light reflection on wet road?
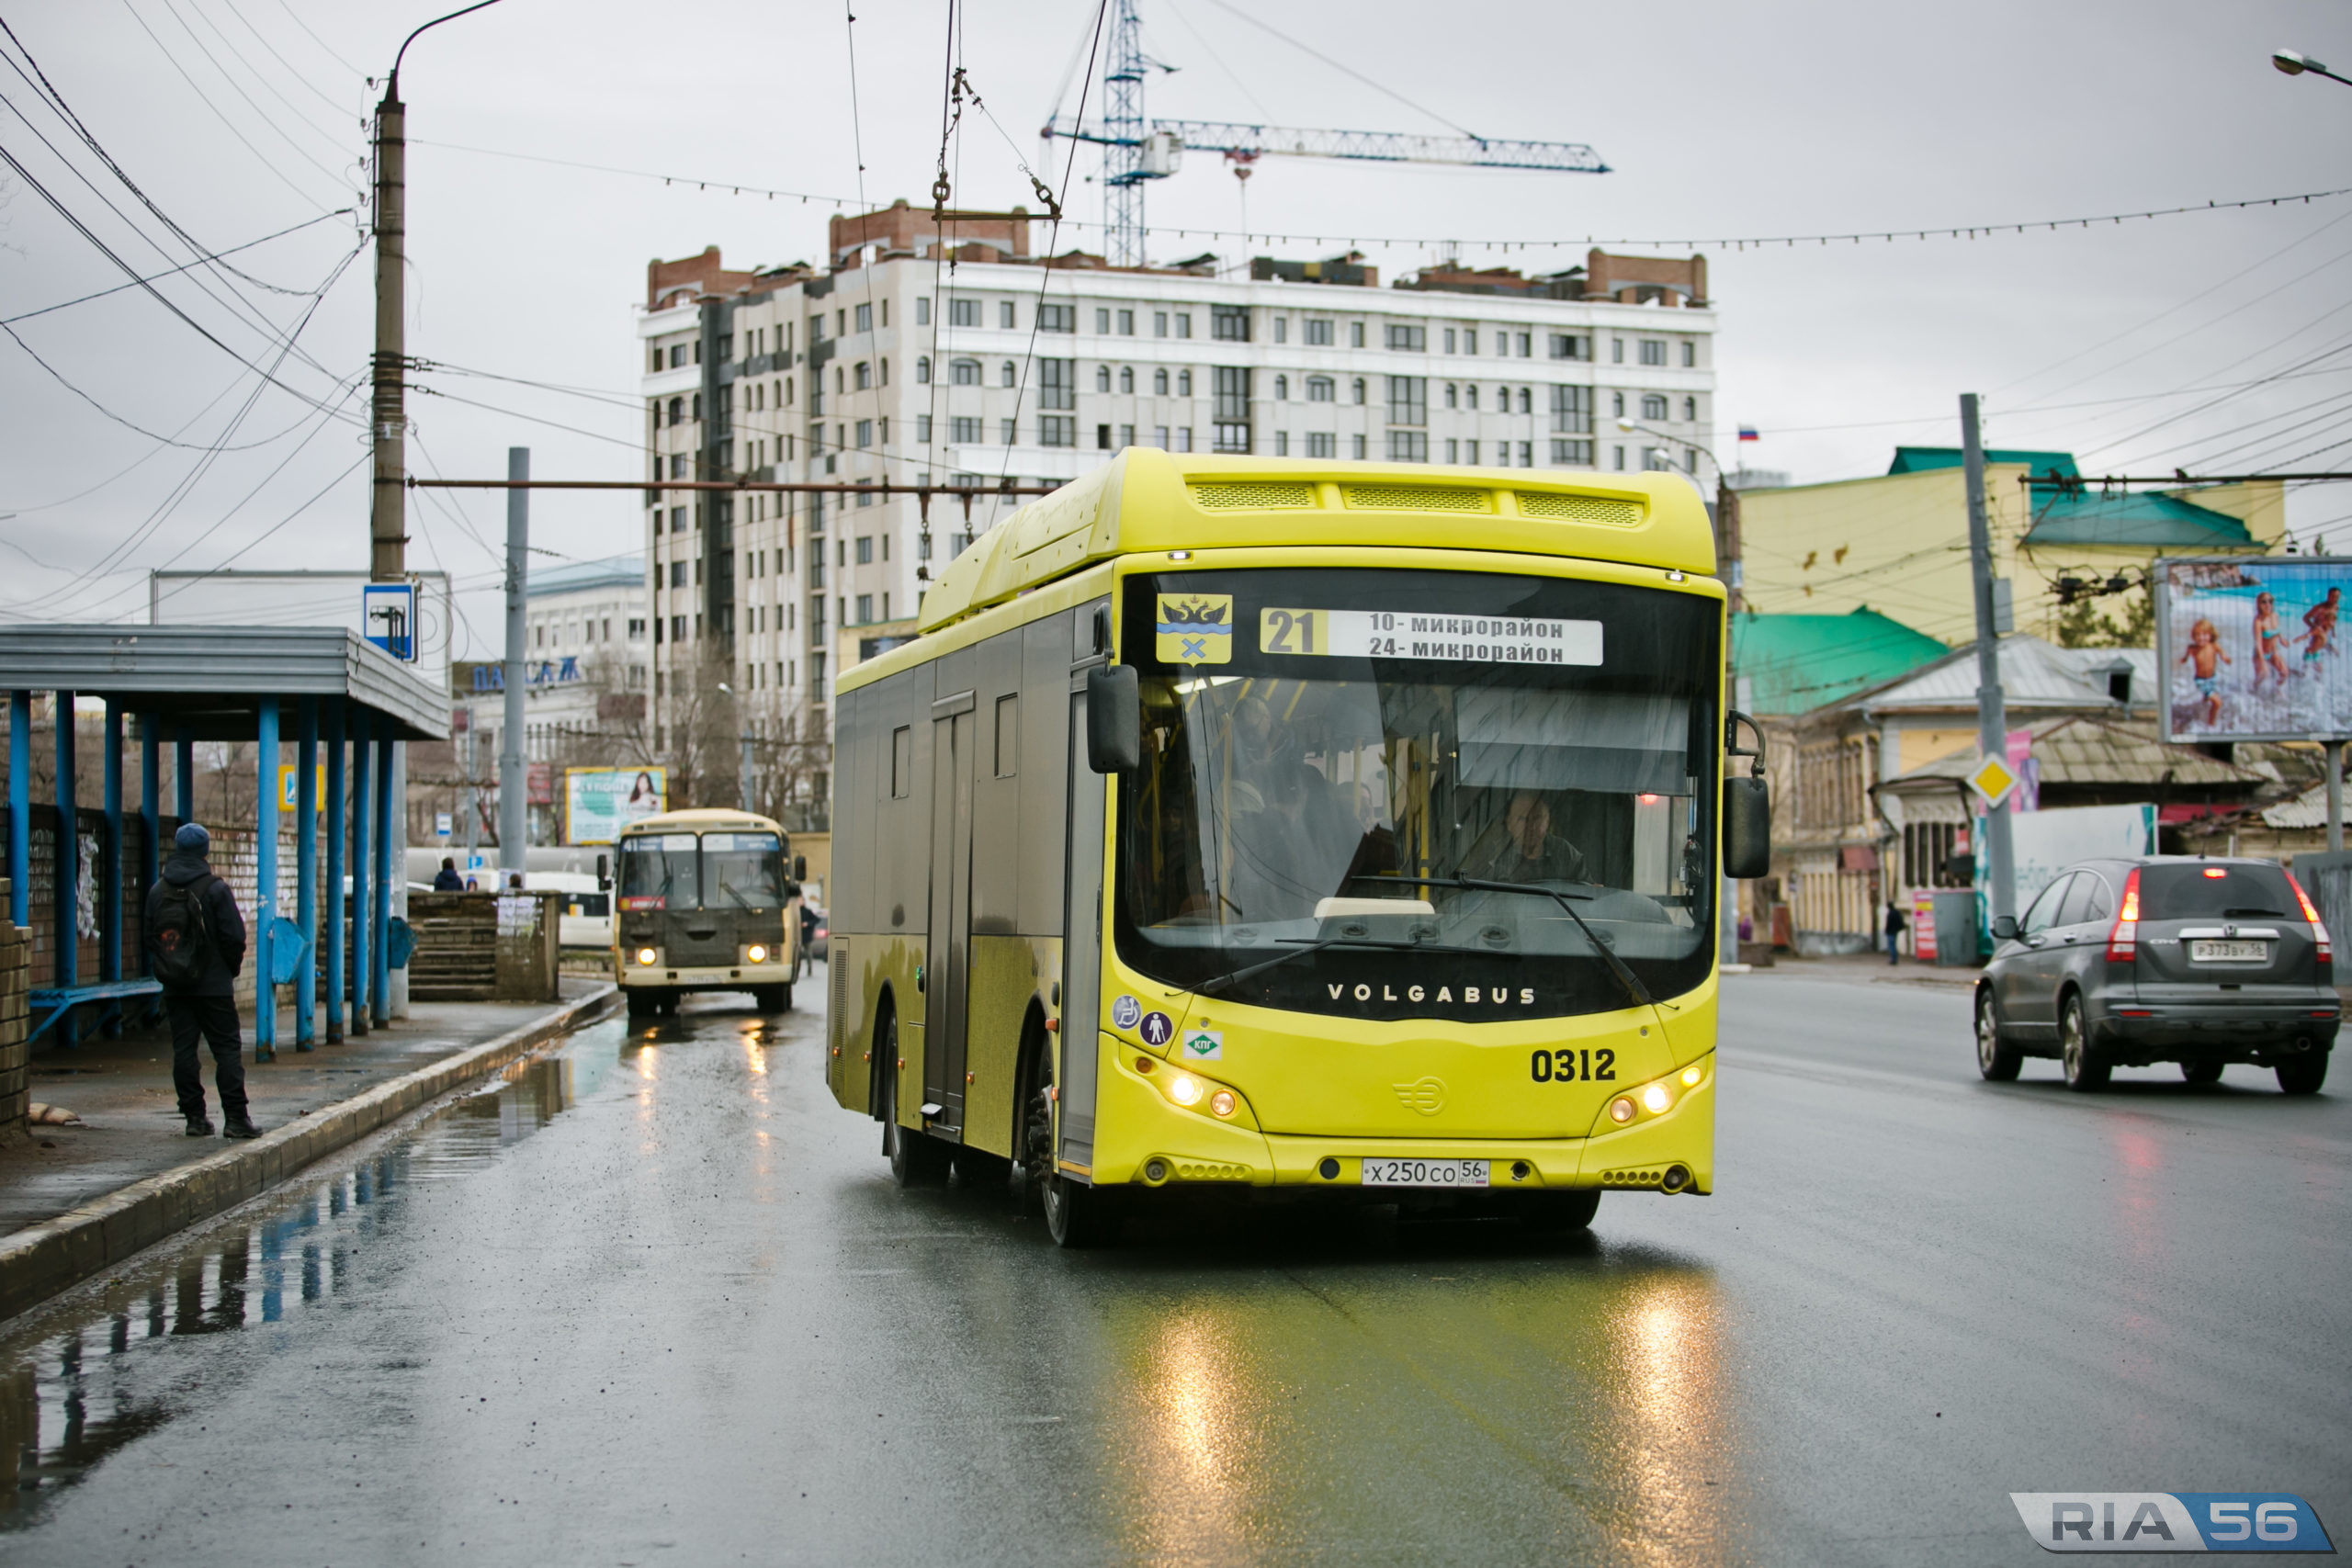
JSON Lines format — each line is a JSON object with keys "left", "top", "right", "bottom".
{"left": 0, "top": 972, "right": 2344, "bottom": 1566}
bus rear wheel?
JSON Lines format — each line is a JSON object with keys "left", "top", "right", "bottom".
{"left": 1517, "top": 1189, "right": 1602, "bottom": 1234}
{"left": 880, "top": 1016, "right": 950, "bottom": 1187}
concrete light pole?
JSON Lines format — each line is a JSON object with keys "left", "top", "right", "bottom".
{"left": 1962, "top": 394, "right": 2018, "bottom": 931}
{"left": 499, "top": 447, "right": 528, "bottom": 874}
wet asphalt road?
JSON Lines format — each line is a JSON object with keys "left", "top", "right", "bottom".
{"left": 2, "top": 968, "right": 2346, "bottom": 1567}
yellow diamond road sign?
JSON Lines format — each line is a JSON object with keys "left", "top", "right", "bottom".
{"left": 1969, "top": 754, "right": 2018, "bottom": 807}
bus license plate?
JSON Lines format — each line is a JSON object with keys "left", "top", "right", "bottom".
{"left": 1359, "top": 1158, "right": 1489, "bottom": 1189}
{"left": 2190, "top": 940, "right": 2267, "bottom": 963}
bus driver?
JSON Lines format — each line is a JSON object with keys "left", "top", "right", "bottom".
{"left": 1469, "top": 790, "right": 1589, "bottom": 886}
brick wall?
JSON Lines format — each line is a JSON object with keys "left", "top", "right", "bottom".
{"left": 0, "top": 878, "right": 28, "bottom": 1140}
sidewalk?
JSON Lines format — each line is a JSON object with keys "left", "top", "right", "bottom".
{"left": 1737, "top": 950, "right": 1982, "bottom": 987}
{"left": 0, "top": 978, "right": 616, "bottom": 1321}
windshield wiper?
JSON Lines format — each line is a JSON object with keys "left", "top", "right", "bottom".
{"left": 1355, "top": 873, "right": 1652, "bottom": 1010}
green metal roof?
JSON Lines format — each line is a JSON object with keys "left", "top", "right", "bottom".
{"left": 1730, "top": 607, "right": 1950, "bottom": 716}
{"left": 1887, "top": 446, "right": 2080, "bottom": 479}
{"left": 2020, "top": 489, "right": 2257, "bottom": 548}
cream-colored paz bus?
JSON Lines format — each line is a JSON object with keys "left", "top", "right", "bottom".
{"left": 612, "top": 807, "right": 803, "bottom": 1017}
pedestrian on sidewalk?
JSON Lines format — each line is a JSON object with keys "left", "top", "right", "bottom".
{"left": 1883, "top": 899, "right": 1907, "bottom": 966}
{"left": 145, "top": 823, "right": 260, "bottom": 1140}
{"left": 432, "top": 856, "right": 464, "bottom": 891}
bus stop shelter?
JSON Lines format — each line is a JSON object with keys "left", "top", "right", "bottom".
{"left": 0, "top": 625, "right": 447, "bottom": 1055}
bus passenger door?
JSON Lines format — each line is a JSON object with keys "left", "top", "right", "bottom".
{"left": 1058, "top": 682, "right": 1106, "bottom": 1176}
{"left": 925, "top": 703, "right": 977, "bottom": 1136}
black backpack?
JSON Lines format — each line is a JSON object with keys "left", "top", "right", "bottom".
{"left": 151, "top": 877, "right": 217, "bottom": 988}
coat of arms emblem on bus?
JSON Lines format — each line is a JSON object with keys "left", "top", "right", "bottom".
{"left": 1156, "top": 593, "right": 1234, "bottom": 665}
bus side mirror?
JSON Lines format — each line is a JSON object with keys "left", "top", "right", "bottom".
{"left": 1087, "top": 665, "right": 1142, "bottom": 773}
{"left": 794, "top": 853, "right": 808, "bottom": 881}
{"left": 595, "top": 853, "right": 610, "bottom": 891}
{"left": 1723, "top": 777, "right": 1770, "bottom": 879}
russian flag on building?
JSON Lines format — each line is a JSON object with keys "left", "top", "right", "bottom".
{"left": 1737, "top": 425, "right": 1759, "bottom": 442}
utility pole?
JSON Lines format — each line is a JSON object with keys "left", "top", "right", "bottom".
{"left": 1962, "top": 393, "right": 2017, "bottom": 928}
{"left": 500, "top": 446, "right": 528, "bottom": 874}
{"left": 369, "top": 78, "right": 406, "bottom": 582}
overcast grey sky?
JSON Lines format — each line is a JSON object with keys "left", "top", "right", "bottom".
{"left": 2, "top": 0, "right": 2346, "bottom": 657}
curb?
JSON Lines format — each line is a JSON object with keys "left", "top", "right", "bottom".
{"left": 0, "top": 983, "right": 618, "bottom": 1325}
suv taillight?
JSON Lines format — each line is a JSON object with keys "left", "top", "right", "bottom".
{"left": 2106, "top": 867, "right": 2142, "bottom": 963}
{"left": 2287, "top": 870, "right": 2332, "bottom": 965}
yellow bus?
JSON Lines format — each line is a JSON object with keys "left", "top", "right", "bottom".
{"left": 824, "top": 452, "right": 1769, "bottom": 1245}
{"left": 612, "top": 807, "right": 804, "bottom": 1018}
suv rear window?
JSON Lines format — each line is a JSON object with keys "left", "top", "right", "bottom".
{"left": 2138, "top": 863, "right": 2296, "bottom": 920}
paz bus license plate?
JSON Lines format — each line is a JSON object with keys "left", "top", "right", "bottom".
{"left": 2190, "top": 940, "right": 2268, "bottom": 963}
{"left": 1359, "top": 1158, "right": 1489, "bottom": 1188}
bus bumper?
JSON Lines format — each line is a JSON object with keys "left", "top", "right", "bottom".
{"left": 1090, "top": 1045, "right": 1713, "bottom": 1196}
{"left": 616, "top": 962, "right": 794, "bottom": 990}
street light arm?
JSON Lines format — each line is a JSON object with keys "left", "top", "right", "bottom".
{"left": 1616, "top": 417, "right": 1723, "bottom": 473}
{"left": 389, "top": 0, "right": 506, "bottom": 97}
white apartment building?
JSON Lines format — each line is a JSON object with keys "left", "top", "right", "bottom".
{"left": 636, "top": 204, "right": 1719, "bottom": 804}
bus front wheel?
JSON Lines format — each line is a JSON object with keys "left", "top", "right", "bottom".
{"left": 755, "top": 984, "right": 792, "bottom": 1013}
{"left": 1044, "top": 1171, "right": 1119, "bottom": 1248}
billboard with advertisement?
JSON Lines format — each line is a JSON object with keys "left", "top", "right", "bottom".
{"left": 564, "top": 767, "right": 666, "bottom": 844}
{"left": 2157, "top": 558, "right": 2352, "bottom": 742}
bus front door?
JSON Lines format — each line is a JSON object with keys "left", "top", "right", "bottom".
{"left": 1057, "top": 682, "right": 1105, "bottom": 1176}
{"left": 925, "top": 705, "right": 977, "bottom": 1138}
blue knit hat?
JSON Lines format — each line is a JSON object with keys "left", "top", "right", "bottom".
{"left": 175, "top": 821, "right": 210, "bottom": 852}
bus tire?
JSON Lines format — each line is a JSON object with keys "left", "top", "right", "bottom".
{"left": 755, "top": 985, "right": 791, "bottom": 1013}
{"left": 880, "top": 1016, "right": 949, "bottom": 1187}
{"left": 1044, "top": 1172, "right": 1119, "bottom": 1248}
{"left": 626, "top": 988, "right": 655, "bottom": 1019}
{"left": 1518, "top": 1189, "right": 1601, "bottom": 1234}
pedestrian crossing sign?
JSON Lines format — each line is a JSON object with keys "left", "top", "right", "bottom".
{"left": 1968, "top": 754, "right": 2018, "bottom": 807}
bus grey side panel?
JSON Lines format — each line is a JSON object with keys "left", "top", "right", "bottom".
{"left": 888, "top": 664, "right": 933, "bottom": 939}
{"left": 1058, "top": 686, "right": 1108, "bottom": 1169}
{"left": 969, "top": 624, "right": 1026, "bottom": 937}
{"left": 831, "top": 686, "right": 869, "bottom": 936}
{"left": 1018, "top": 608, "right": 1076, "bottom": 935}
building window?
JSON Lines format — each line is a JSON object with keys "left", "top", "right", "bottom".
{"left": 856, "top": 479, "right": 873, "bottom": 506}
{"left": 1612, "top": 390, "right": 1626, "bottom": 418}
{"left": 1351, "top": 434, "right": 1367, "bottom": 459}
{"left": 1000, "top": 418, "right": 1017, "bottom": 444}
{"left": 1611, "top": 338, "right": 1624, "bottom": 364}
{"left": 666, "top": 396, "right": 684, "bottom": 425}
{"left": 1551, "top": 385, "right": 1593, "bottom": 434}
{"left": 951, "top": 357, "right": 980, "bottom": 385}
{"left": 1096, "top": 364, "right": 1112, "bottom": 392}
{"left": 1464, "top": 329, "right": 1479, "bottom": 357}
{"left": 1551, "top": 439, "right": 1594, "bottom": 466}
{"left": 1387, "top": 431, "right": 1428, "bottom": 462}
{"left": 1385, "top": 323, "right": 1426, "bottom": 352}
{"left": 1641, "top": 446, "right": 1660, "bottom": 470}
{"left": 1517, "top": 388, "right": 1532, "bottom": 414}
{"left": 915, "top": 355, "right": 931, "bottom": 384}
{"left": 1643, "top": 393, "right": 1669, "bottom": 421}
{"left": 1041, "top": 414, "right": 1077, "bottom": 446}
{"left": 1213, "top": 366, "right": 1250, "bottom": 420}
{"left": 1550, "top": 334, "right": 1586, "bottom": 361}
{"left": 999, "top": 300, "right": 1016, "bottom": 329}
{"left": 1640, "top": 339, "right": 1667, "bottom": 367}
{"left": 1177, "top": 368, "right": 1193, "bottom": 397}
{"left": 950, "top": 298, "right": 979, "bottom": 327}
{"left": 672, "top": 614, "right": 688, "bottom": 641}
{"left": 916, "top": 413, "right": 933, "bottom": 443}
{"left": 1040, "top": 358, "right": 1077, "bottom": 411}
{"left": 1272, "top": 316, "right": 1288, "bottom": 344}
{"left": 1097, "top": 423, "right": 1113, "bottom": 450}
{"left": 1176, "top": 426, "right": 1193, "bottom": 452}
{"left": 1306, "top": 376, "right": 1333, "bottom": 402}
{"left": 1274, "top": 431, "right": 1289, "bottom": 456}
{"left": 915, "top": 296, "right": 931, "bottom": 324}
{"left": 1347, "top": 321, "right": 1364, "bottom": 348}
{"left": 1386, "top": 377, "right": 1427, "bottom": 425}
{"left": 1514, "top": 333, "right": 1531, "bottom": 358}
{"left": 856, "top": 419, "right": 873, "bottom": 447}
{"left": 855, "top": 361, "right": 872, "bottom": 389}
{"left": 670, "top": 506, "right": 686, "bottom": 533}
{"left": 1154, "top": 311, "right": 1169, "bottom": 338}
{"left": 1095, "top": 307, "right": 1111, "bottom": 333}
{"left": 1001, "top": 361, "right": 1017, "bottom": 388}
{"left": 1444, "top": 328, "right": 1457, "bottom": 354}
{"left": 1118, "top": 423, "right": 1135, "bottom": 446}
{"left": 1612, "top": 446, "right": 1625, "bottom": 471}
{"left": 1518, "top": 441, "right": 1533, "bottom": 468}
{"left": 1214, "top": 423, "right": 1250, "bottom": 453}
{"left": 1681, "top": 341, "right": 1697, "bottom": 367}
{"left": 951, "top": 416, "right": 981, "bottom": 443}
{"left": 1443, "top": 383, "right": 1457, "bottom": 410}
{"left": 670, "top": 561, "right": 687, "bottom": 588}
{"left": 855, "top": 593, "right": 873, "bottom": 624}
{"left": 1175, "top": 312, "right": 1193, "bottom": 339}
{"left": 1273, "top": 374, "right": 1288, "bottom": 400}
{"left": 1153, "top": 367, "right": 1170, "bottom": 396}
{"left": 854, "top": 536, "right": 874, "bottom": 564}
{"left": 1040, "top": 303, "right": 1075, "bottom": 333}
{"left": 1118, "top": 309, "right": 1135, "bottom": 335}
{"left": 1153, "top": 424, "right": 1169, "bottom": 448}
{"left": 1684, "top": 396, "right": 1698, "bottom": 423}
{"left": 1119, "top": 366, "right": 1135, "bottom": 393}
{"left": 854, "top": 303, "right": 872, "bottom": 333}
{"left": 1306, "top": 319, "right": 1333, "bottom": 346}
{"left": 1307, "top": 432, "right": 1335, "bottom": 458}
{"left": 1464, "top": 439, "right": 1479, "bottom": 463}
{"left": 1351, "top": 378, "right": 1366, "bottom": 405}
{"left": 1212, "top": 305, "right": 1249, "bottom": 341}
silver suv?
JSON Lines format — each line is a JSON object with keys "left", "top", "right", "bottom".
{"left": 1975, "top": 856, "right": 2337, "bottom": 1094}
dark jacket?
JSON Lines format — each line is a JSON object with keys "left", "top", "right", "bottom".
{"left": 147, "top": 851, "right": 247, "bottom": 996}
{"left": 432, "top": 866, "right": 465, "bottom": 890}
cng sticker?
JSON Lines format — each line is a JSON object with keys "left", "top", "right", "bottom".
{"left": 1110, "top": 995, "right": 1142, "bottom": 1031}
{"left": 1181, "top": 1028, "right": 1223, "bottom": 1061}
{"left": 1156, "top": 593, "right": 1233, "bottom": 665}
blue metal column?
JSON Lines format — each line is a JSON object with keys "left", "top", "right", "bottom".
{"left": 174, "top": 729, "right": 193, "bottom": 823}
{"left": 254, "top": 696, "right": 278, "bottom": 1062}
{"left": 371, "top": 734, "right": 392, "bottom": 1028}
{"left": 295, "top": 697, "right": 318, "bottom": 1051}
{"left": 349, "top": 712, "right": 371, "bottom": 1037}
{"left": 324, "top": 700, "right": 345, "bottom": 1043}
{"left": 7, "top": 691, "right": 27, "bottom": 929}
{"left": 101, "top": 699, "right": 122, "bottom": 1035}
{"left": 55, "top": 691, "right": 77, "bottom": 1047}
{"left": 140, "top": 713, "right": 160, "bottom": 1021}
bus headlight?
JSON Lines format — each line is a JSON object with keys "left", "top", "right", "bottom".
{"left": 634, "top": 947, "right": 659, "bottom": 966}
{"left": 1680, "top": 1065, "right": 1704, "bottom": 1088}
{"left": 1165, "top": 1072, "right": 1204, "bottom": 1108}
{"left": 1209, "top": 1089, "right": 1237, "bottom": 1118}
{"left": 1608, "top": 1096, "right": 1636, "bottom": 1123}
{"left": 1640, "top": 1083, "right": 1673, "bottom": 1115}
{"left": 745, "top": 943, "right": 769, "bottom": 964}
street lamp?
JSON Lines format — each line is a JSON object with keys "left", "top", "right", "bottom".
{"left": 2273, "top": 48, "right": 2352, "bottom": 85}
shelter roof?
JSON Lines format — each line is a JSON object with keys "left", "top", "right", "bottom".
{"left": 0, "top": 625, "right": 447, "bottom": 741}
{"left": 1730, "top": 607, "right": 1948, "bottom": 715}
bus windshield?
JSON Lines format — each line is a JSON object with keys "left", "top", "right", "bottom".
{"left": 1114, "top": 568, "right": 1721, "bottom": 1020}
{"left": 616, "top": 831, "right": 786, "bottom": 911}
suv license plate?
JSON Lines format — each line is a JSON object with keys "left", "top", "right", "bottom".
{"left": 2190, "top": 939, "right": 2268, "bottom": 963}
{"left": 1359, "top": 1158, "right": 1489, "bottom": 1188}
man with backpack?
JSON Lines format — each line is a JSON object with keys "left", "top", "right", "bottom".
{"left": 146, "top": 822, "right": 259, "bottom": 1139}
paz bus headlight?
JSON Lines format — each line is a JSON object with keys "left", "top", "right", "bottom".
{"left": 745, "top": 943, "right": 769, "bottom": 964}
{"left": 634, "top": 946, "right": 660, "bottom": 966}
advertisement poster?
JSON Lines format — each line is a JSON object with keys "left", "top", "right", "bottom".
{"left": 2159, "top": 558, "right": 2352, "bottom": 742}
{"left": 564, "top": 767, "right": 666, "bottom": 844}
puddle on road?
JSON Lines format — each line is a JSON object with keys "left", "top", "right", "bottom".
{"left": 0, "top": 1021, "right": 626, "bottom": 1524}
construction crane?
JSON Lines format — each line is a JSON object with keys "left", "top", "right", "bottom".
{"left": 1042, "top": 0, "right": 1609, "bottom": 267}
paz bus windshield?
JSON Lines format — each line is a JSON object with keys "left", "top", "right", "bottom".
{"left": 1114, "top": 568, "right": 1722, "bottom": 1020}
{"left": 617, "top": 831, "right": 785, "bottom": 911}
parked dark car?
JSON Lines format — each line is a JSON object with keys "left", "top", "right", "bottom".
{"left": 1974, "top": 856, "right": 2336, "bottom": 1094}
